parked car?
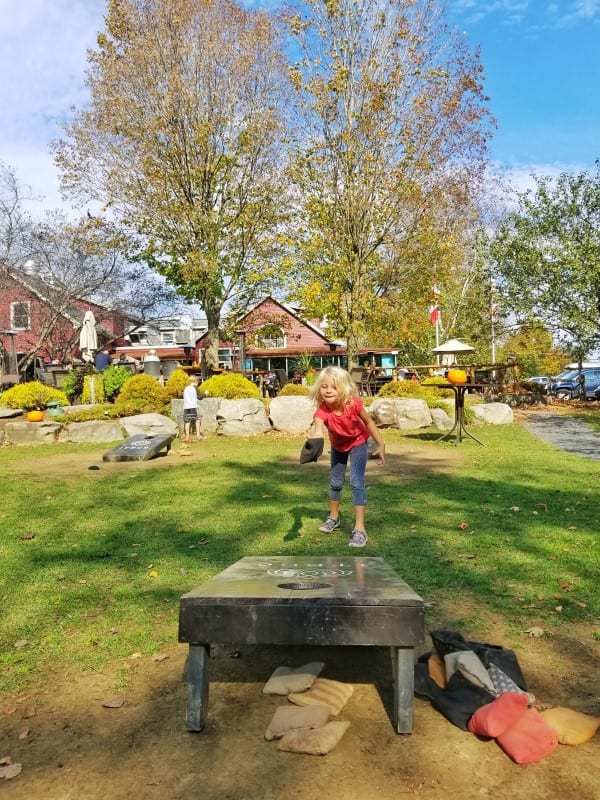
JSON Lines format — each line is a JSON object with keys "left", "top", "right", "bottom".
{"left": 522, "top": 376, "right": 550, "bottom": 392}
{"left": 550, "top": 368, "right": 600, "bottom": 400}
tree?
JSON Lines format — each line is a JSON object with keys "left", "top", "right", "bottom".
{"left": 284, "top": 0, "right": 492, "bottom": 366}
{"left": 490, "top": 163, "right": 600, "bottom": 356}
{"left": 54, "top": 0, "right": 290, "bottom": 371}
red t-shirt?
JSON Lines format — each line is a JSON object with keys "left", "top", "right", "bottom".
{"left": 314, "top": 396, "right": 368, "bottom": 452}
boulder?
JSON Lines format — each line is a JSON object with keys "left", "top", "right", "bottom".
{"left": 119, "top": 413, "right": 178, "bottom": 438}
{"left": 471, "top": 402, "right": 514, "bottom": 425}
{"left": 0, "top": 406, "right": 23, "bottom": 419}
{"left": 269, "top": 396, "right": 314, "bottom": 434}
{"left": 59, "top": 420, "right": 124, "bottom": 443}
{"left": 430, "top": 407, "right": 454, "bottom": 431}
{"left": 4, "top": 421, "right": 61, "bottom": 445}
{"left": 368, "top": 398, "right": 432, "bottom": 430}
{"left": 216, "top": 398, "right": 271, "bottom": 436}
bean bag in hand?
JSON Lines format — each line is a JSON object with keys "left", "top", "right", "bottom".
{"left": 300, "top": 437, "right": 325, "bottom": 464}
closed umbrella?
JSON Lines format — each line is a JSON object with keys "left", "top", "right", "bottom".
{"left": 79, "top": 310, "right": 98, "bottom": 363}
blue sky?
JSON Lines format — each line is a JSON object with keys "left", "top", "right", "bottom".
{"left": 0, "top": 0, "right": 597, "bottom": 213}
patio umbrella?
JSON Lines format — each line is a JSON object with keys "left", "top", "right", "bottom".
{"left": 79, "top": 310, "right": 98, "bottom": 363}
{"left": 431, "top": 338, "right": 476, "bottom": 355}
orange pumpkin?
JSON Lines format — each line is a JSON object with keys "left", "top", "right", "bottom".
{"left": 447, "top": 369, "right": 467, "bottom": 385}
{"left": 26, "top": 410, "right": 44, "bottom": 422}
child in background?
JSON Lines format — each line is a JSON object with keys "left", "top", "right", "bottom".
{"left": 309, "top": 366, "right": 385, "bottom": 548}
{"left": 182, "top": 375, "right": 202, "bottom": 442}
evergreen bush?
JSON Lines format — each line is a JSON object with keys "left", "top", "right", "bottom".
{"left": 200, "top": 373, "right": 260, "bottom": 399}
{"left": 0, "top": 381, "right": 68, "bottom": 410}
{"left": 114, "top": 374, "right": 168, "bottom": 413}
{"left": 164, "top": 368, "right": 190, "bottom": 399}
{"left": 102, "top": 365, "right": 133, "bottom": 401}
{"left": 278, "top": 383, "right": 310, "bottom": 396}
{"left": 81, "top": 373, "right": 106, "bottom": 404}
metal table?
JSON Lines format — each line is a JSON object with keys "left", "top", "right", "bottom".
{"left": 435, "top": 383, "right": 486, "bottom": 445}
{"left": 179, "top": 556, "right": 425, "bottom": 734}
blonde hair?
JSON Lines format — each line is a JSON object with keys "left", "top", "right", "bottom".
{"left": 309, "top": 366, "right": 357, "bottom": 407}
{"left": 189, "top": 375, "right": 199, "bottom": 385}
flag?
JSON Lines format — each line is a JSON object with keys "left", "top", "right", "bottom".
{"left": 429, "top": 304, "right": 440, "bottom": 325}
{"left": 431, "top": 283, "right": 441, "bottom": 298}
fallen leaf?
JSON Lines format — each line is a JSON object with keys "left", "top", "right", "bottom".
{"left": 509, "top": 506, "right": 520, "bottom": 512}
{"left": 14, "top": 640, "right": 28, "bottom": 649}
{"left": 0, "top": 761, "right": 22, "bottom": 780}
{"left": 576, "top": 601, "right": 587, "bottom": 608}
{"left": 2, "top": 706, "right": 18, "bottom": 716}
{"left": 152, "top": 653, "right": 169, "bottom": 662}
{"left": 21, "top": 707, "right": 35, "bottom": 719}
{"left": 525, "top": 626, "right": 544, "bottom": 637}
{"left": 129, "top": 652, "right": 142, "bottom": 660}
{"left": 20, "top": 534, "right": 35, "bottom": 540}
{"left": 102, "top": 697, "right": 125, "bottom": 708}
{"left": 560, "top": 582, "right": 571, "bottom": 590}
{"left": 457, "top": 522, "right": 470, "bottom": 530}
{"left": 148, "top": 570, "right": 158, "bottom": 578}
{"left": 18, "top": 729, "right": 31, "bottom": 741}
{"left": 567, "top": 526, "right": 577, "bottom": 530}
{"left": 537, "top": 503, "right": 548, "bottom": 511}
{"left": 555, "top": 605, "right": 563, "bottom": 613}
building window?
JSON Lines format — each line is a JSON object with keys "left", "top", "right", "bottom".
{"left": 255, "top": 324, "right": 286, "bottom": 350}
{"left": 161, "top": 331, "right": 174, "bottom": 344}
{"left": 11, "top": 301, "right": 30, "bottom": 330}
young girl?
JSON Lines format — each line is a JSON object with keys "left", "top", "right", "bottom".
{"left": 309, "top": 366, "right": 385, "bottom": 548}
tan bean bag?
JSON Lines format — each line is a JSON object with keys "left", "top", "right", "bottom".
{"left": 265, "top": 705, "right": 329, "bottom": 741}
{"left": 277, "top": 720, "right": 350, "bottom": 755}
{"left": 262, "top": 662, "right": 324, "bottom": 695}
{"left": 288, "top": 677, "right": 354, "bottom": 716}
{"left": 540, "top": 707, "right": 600, "bottom": 745}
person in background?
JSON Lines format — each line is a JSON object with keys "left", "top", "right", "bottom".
{"left": 309, "top": 366, "right": 385, "bottom": 548}
{"left": 94, "top": 347, "right": 112, "bottom": 372}
{"left": 182, "top": 375, "right": 202, "bottom": 442}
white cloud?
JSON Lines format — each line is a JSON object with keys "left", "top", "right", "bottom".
{"left": 0, "top": 0, "right": 105, "bottom": 209}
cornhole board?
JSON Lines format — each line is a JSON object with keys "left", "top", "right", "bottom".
{"left": 179, "top": 556, "right": 425, "bottom": 734}
{"left": 102, "top": 433, "right": 175, "bottom": 462}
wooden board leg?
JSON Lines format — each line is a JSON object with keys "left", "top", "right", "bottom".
{"left": 391, "top": 646, "right": 415, "bottom": 733}
{"left": 185, "top": 644, "right": 209, "bottom": 732}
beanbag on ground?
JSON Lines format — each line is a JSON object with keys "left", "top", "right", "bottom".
{"left": 265, "top": 704, "right": 330, "bottom": 741}
{"left": 277, "top": 720, "right": 350, "bottom": 755}
{"left": 288, "top": 677, "right": 354, "bottom": 716}
{"left": 427, "top": 650, "right": 447, "bottom": 688}
{"left": 496, "top": 708, "right": 558, "bottom": 764}
{"left": 488, "top": 663, "right": 535, "bottom": 705}
{"left": 539, "top": 707, "right": 600, "bottom": 745}
{"left": 444, "top": 650, "right": 496, "bottom": 694}
{"left": 467, "top": 692, "right": 528, "bottom": 738}
{"left": 262, "top": 661, "right": 324, "bottom": 695}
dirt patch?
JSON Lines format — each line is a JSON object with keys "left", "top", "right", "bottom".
{"left": 1, "top": 431, "right": 599, "bottom": 799}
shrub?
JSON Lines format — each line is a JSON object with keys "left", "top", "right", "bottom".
{"left": 81, "top": 373, "right": 105, "bottom": 404}
{"left": 200, "top": 373, "right": 260, "bottom": 399}
{"left": 0, "top": 381, "right": 68, "bottom": 411}
{"left": 114, "top": 374, "right": 168, "bottom": 413}
{"left": 377, "top": 379, "right": 447, "bottom": 407}
{"left": 164, "top": 368, "right": 190, "bottom": 399}
{"left": 278, "top": 383, "right": 310, "bottom": 397}
{"left": 55, "top": 404, "right": 123, "bottom": 422}
{"left": 102, "top": 365, "right": 133, "bottom": 401}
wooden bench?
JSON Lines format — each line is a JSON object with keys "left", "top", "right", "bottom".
{"left": 102, "top": 433, "right": 175, "bottom": 462}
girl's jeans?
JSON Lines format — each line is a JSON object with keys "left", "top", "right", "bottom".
{"left": 329, "top": 441, "right": 368, "bottom": 507}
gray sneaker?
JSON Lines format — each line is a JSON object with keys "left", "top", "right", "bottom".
{"left": 319, "top": 516, "right": 340, "bottom": 533}
{"left": 348, "top": 530, "right": 368, "bottom": 548}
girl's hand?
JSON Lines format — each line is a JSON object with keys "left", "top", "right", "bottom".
{"left": 372, "top": 443, "right": 385, "bottom": 465}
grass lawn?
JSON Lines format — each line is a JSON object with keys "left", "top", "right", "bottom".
{"left": 1, "top": 422, "right": 599, "bottom": 696}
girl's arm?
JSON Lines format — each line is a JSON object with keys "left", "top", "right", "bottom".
{"left": 359, "top": 407, "right": 385, "bottom": 465}
{"left": 312, "top": 416, "right": 326, "bottom": 438}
